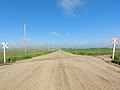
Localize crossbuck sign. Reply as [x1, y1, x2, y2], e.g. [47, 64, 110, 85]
[2, 42, 9, 63]
[112, 37, 119, 44]
[112, 37, 119, 60]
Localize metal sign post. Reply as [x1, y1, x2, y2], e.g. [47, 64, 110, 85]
[112, 37, 119, 60]
[2, 42, 9, 63]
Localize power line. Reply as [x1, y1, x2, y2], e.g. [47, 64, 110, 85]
[0, 8, 25, 25]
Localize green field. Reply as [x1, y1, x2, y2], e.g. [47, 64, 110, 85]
[63, 48, 120, 65]
[0, 50, 55, 63]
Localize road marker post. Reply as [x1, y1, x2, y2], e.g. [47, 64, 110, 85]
[112, 37, 119, 60]
[2, 42, 9, 63]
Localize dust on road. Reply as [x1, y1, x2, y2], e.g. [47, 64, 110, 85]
[0, 50, 120, 90]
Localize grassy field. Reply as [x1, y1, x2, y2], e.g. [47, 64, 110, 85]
[63, 48, 120, 65]
[0, 50, 55, 63]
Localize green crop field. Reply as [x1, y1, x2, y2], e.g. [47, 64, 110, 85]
[63, 48, 120, 65]
[0, 50, 55, 63]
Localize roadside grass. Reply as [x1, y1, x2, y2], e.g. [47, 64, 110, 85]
[112, 55, 120, 65]
[63, 48, 120, 55]
[0, 50, 55, 63]
[63, 48, 120, 65]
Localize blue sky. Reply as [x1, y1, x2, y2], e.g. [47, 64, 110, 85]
[0, 0, 120, 49]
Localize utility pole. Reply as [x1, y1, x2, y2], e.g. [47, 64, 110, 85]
[24, 24, 27, 54]
[47, 44, 49, 51]
[48, 44, 50, 51]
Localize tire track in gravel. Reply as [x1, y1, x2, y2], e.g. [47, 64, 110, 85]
[64, 60, 102, 90]
[11, 65, 43, 90]
[13, 64, 44, 89]
[70, 58, 120, 90]
[55, 59, 71, 90]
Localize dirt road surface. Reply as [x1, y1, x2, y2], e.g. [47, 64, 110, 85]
[0, 50, 120, 90]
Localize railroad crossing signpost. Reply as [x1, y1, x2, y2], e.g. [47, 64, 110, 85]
[2, 42, 9, 63]
[112, 37, 119, 60]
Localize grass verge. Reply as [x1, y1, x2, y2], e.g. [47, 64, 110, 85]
[63, 48, 120, 65]
[111, 55, 120, 65]
[0, 50, 55, 63]
[63, 48, 120, 55]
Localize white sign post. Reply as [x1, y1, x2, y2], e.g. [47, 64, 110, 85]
[2, 42, 9, 63]
[112, 37, 119, 60]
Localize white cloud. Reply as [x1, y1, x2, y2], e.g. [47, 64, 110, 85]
[49, 32, 60, 37]
[58, 0, 87, 16]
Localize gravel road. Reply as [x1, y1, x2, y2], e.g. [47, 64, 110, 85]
[0, 50, 120, 90]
